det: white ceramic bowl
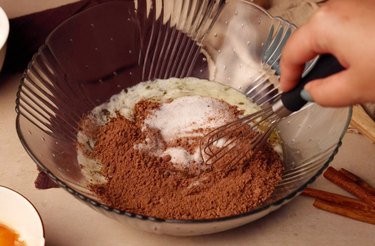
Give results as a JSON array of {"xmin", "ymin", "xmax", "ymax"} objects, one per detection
[
  {"xmin": 0, "ymin": 186, "xmax": 45, "ymax": 246},
  {"xmin": 0, "ymin": 7, "xmax": 9, "ymax": 72}
]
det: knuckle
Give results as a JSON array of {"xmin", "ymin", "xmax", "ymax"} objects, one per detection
[{"xmin": 311, "ymin": 5, "xmax": 332, "ymax": 23}]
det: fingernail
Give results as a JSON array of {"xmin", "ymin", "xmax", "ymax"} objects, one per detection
[{"xmin": 301, "ymin": 89, "xmax": 314, "ymax": 102}]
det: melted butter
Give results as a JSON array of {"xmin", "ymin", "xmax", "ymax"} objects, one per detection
[
  {"xmin": 0, "ymin": 224, "xmax": 25, "ymax": 246},
  {"xmin": 91, "ymin": 77, "xmax": 260, "ymax": 123}
]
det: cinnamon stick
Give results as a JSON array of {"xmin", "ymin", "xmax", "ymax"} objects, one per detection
[
  {"xmin": 302, "ymin": 188, "xmax": 375, "ymax": 212},
  {"xmin": 339, "ymin": 168, "xmax": 375, "ymax": 195},
  {"xmin": 323, "ymin": 167, "xmax": 375, "ymax": 207},
  {"xmin": 313, "ymin": 199, "xmax": 375, "ymax": 225}
]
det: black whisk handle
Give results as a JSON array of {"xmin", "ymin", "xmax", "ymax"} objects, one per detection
[{"xmin": 280, "ymin": 54, "xmax": 345, "ymax": 112}]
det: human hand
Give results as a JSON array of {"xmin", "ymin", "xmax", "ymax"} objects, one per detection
[{"xmin": 280, "ymin": 0, "xmax": 375, "ymax": 107}]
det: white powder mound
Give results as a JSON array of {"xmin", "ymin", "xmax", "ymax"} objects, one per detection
[
  {"xmin": 162, "ymin": 147, "xmax": 202, "ymax": 168},
  {"xmin": 140, "ymin": 95, "xmax": 240, "ymax": 168},
  {"xmin": 144, "ymin": 96, "xmax": 237, "ymax": 141}
]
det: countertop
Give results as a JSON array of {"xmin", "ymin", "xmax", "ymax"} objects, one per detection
[
  {"xmin": 1, "ymin": 73, "xmax": 375, "ymax": 246},
  {"xmin": 0, "ymin": 1, "xmax": 375, "ymax": 245}
]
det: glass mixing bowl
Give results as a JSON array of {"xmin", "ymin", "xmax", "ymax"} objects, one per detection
[{"xmin": 15, "ymin": 0, "xmax": 351, "ymax": 236}]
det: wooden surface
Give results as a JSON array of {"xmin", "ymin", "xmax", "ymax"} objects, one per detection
[{"xmin": 351, "ymin": 105, "xmax": 375, "ymax": 143}]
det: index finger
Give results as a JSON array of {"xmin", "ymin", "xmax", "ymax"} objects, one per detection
[{"xmin": 280, "ymin": 23, "xmax": 329, "ymax": 92}]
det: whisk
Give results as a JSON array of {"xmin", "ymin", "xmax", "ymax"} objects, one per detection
[{"xmin": 201, "ymin": 55, "xmax": 344, "ymax": 170}]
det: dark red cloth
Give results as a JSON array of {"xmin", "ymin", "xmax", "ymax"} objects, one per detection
[
  {"xmin": 6, "ymin": 0, "xmax": 129, "ymax": 188},
  {"xmin": 34, "ymin": 171, "xmax": 59, "ymax": 189},
  {"xmin": 3, "ymin": 0, "xmax": 124, "ymax": 73}
]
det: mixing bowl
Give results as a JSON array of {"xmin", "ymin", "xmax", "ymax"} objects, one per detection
[{"xmin": 15, "ymin": 0, "xmax": 351, "ymax": 236}]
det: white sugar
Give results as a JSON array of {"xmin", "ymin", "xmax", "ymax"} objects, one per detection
[
  {"xmin": 144, "ymin": 96, "xmax": 237, "ymax": 141},
  {"xmin": 142, "ymin": 95, "xmax": 240, "ymax": 168},
  {"xmin": 162, "ymin": 147, "xmax": 202, "ymax": 168}
]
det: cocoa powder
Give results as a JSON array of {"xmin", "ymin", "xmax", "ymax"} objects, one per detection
[{"xmin": 79, "ymin": 99, "xmax": 283, "ymax": 220}]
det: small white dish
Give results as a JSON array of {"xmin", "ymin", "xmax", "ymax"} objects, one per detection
[
  {"xmin": 0, "ymin": 7, "xmax": 9, "ymax": 72},
  {"xmin": 0, "ymin": 186, "xmax": 45, "ymax": 246}
]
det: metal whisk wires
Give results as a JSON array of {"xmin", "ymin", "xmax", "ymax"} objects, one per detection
[
  {"xmin": 200, "ymin": 55, "xmax": 345, "ymax": 171},
  {"xmin": 200, "ymin": 105, "xmax": 281, "ymax": 170}
]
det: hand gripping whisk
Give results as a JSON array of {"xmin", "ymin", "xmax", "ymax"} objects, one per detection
[{"xmin": 200, "ymin": 55, "xmax": 344, "ymax": 170}]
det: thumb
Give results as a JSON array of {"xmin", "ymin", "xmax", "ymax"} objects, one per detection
[{"xmin": 304, "ymin": 70, "xmax": 359, "ymax": 107}]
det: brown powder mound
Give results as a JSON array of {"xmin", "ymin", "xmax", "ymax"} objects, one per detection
[{"xmin": 79, "ymin": 99, "xmax": 283, "ymax": 220}]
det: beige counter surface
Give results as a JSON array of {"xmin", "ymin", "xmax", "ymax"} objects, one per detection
[
  {"xmin": 1, "ymin": 72, "xmax": 375, "ymax": 246},
  {"xmin": 0, "ymin": 1, "xmax": 374, "ymax": 244}
]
